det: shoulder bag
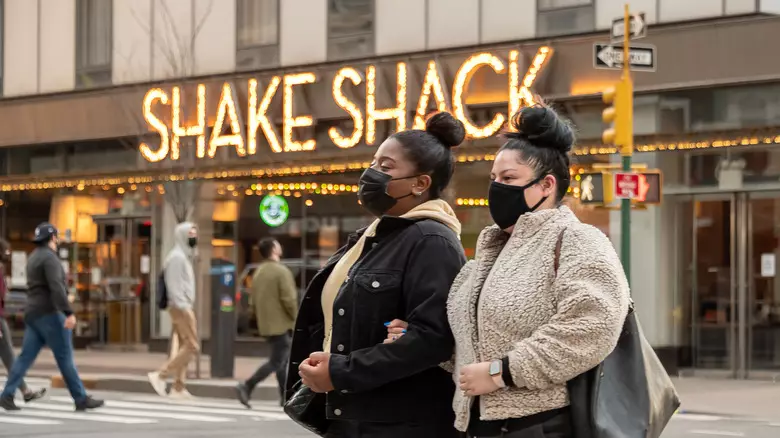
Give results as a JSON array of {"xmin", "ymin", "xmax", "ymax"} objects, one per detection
[{"xmin": 553, "ymin": 230, "xmax": 680, "ymax": 438}]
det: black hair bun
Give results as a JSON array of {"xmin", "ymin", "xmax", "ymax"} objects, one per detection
[
  {"xmin": 509, "ymin": 106, "xmax": 574, "ymax": 153},
  {"xmin": 425, "ymin": 111, "xmax": 466, "ymax": 149}
]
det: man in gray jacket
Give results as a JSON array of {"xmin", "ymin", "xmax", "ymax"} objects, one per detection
[
  {"xmin": 0, "ymin": 223, "xmax": 103, "ymax": 411},
  {"xmin": 148, "ymin": 222, "xmax": 199, "ymax": 399}
]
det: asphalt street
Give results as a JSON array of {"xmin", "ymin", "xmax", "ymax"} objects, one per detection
[{"xmin": 0, "ymin": 379, "xmax": 777, "ymax": 437}]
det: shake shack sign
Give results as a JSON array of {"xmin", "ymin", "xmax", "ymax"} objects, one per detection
[{"xmin": 139, "ymin": 47, "xmax": 553, "ymax": 163}]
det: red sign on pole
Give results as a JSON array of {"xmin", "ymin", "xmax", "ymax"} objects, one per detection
[{"xmin": 614, "ymin": 172, "xmax": 640, "ymax": 199}]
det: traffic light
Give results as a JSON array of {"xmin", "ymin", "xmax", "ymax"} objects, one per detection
[{"xmin": 602, "ymin": 76, "xmax": 633, "ymax": 155}]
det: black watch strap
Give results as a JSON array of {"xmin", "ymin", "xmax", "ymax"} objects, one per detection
[{"xmin": 501, "ymin": 356, "xmax": 515, "ymax": 387}]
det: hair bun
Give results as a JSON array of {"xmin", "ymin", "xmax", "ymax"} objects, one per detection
[
  {"xmin": 425, "ymin": 111, "xmax": 466, "ymax": 149},
  {"xmin": 509, "ymin": 106, "xmax": 574, "ymax": 153}
]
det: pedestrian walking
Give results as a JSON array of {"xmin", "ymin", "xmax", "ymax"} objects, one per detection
[
  {"xmin": 0, "ymin": 223, "xmax": 103, "ymax": 411},
  {"xmin": 148, "ymin": 222, "xmax": 200, "ymax": 399},
  {"xmin": 0, "ymin": 239, "xmax": 47, "ymax": 405},
  {"xmin": 236, "ymin": 238, "xmax": 297, "ymax": 408},
  {"xmin": 287, "ymin": 112, "xmax": 467, "ymax": 438},
  {"xmin": 385, "ymin": 106, "xmax": 631, "ymax": 437}
]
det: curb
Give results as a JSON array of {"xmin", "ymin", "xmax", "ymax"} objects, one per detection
[{"xmin": 48, "ymin": 375, "xmax": 280, "ymax": 402}]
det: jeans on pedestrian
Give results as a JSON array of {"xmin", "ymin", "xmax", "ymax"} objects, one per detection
[
  {"xmin": 1, "ymin": 313, "xmax": 87, "ymax": 403},
  {"xmin": 0, "ymin": 318, "xmax": 29, "ymax": 394},
  {"xmin": 245, "ymin": 332, "xmax": 292, "ymax": 400}
]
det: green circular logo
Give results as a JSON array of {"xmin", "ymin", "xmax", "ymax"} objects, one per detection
[{"xmin": 259, "ymin": 195, "xmax": 289, "ymax": 227}]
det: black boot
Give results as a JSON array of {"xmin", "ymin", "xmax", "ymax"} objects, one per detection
[
  {"xmin": 0, "ymin": 395, "xmax": 19, "ymax": 411},
  {"xmin": 75, "ymin": 396, "xmax": 104, "ymax": 411},
  {"xmin": 23, "ymin": 388, "xmax": 47, "ymax": 403},
  {"xmin": 235, "ymin": 383, "xmax": 251, "ymax": 409}
]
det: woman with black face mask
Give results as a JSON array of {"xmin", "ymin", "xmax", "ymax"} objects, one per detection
[
  {"xmin": 386, "ymin": 106, "xmax": 631, "ymax": 438},
  {"xmin": 286, "ymin": 112, "xmax": 467, "ymax": 438}
]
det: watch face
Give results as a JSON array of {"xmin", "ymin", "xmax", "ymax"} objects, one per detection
[{"xmin": 489, "ymin": 360, "xmax": 501, "ymax": 376}]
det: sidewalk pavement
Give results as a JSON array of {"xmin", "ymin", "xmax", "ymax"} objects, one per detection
[
  {"xmin": 672, "ymin": 376, "xmax": 780, "ymax": 421},
  {"xmin": 3, "ymin": 349, "xmax": 780, "ymax": 420},
  {"xmin": 4, "ymin": 348, "xmax": 280, "ymax": 401}
]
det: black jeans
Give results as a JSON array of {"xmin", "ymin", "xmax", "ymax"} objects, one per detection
[
  {"xmin": 0, "ymin": 318, "xmax": 29, "ymax": 394},
  {"xmin": 468, "ymin": 409, "xmax": 572, "ymax": 438},
  {"xmin": 245, "ymin": 332, "xmax": 292, "ymax": 401}
]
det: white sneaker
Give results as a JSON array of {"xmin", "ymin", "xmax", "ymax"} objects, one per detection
[
  {"xmin": 168, "ymin": 389, "xmax": 195, "ymax": 400},
  {"xmin": 147, "ymin": 372, "xmax": 167, "ymax": 397}
]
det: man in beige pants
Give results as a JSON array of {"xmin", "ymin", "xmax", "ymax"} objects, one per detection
[{"xmin": 148, "ymin": 222, "xmax": 200, "ymax": 399}]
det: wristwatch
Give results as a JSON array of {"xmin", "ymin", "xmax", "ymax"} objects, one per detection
[{"xmin": 489, "ymin": 360, "xmax": 506, "ymax": 389}]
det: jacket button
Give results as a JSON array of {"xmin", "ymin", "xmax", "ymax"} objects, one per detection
[
  {"xmin": 341, "ymin": 389, "xmax": 348, "ymax": 394},
  {"xmin": 372, "ymin": 243, "xmax": 378, "ymax": 248},
  {"xmin": 338, "ymin": 308, "xmax": 345, "ymax": 316},
  {"xmin": 371, "ymin": 281, "xmax": 380, "ymax": 288},
  {"xmin": 337, "ymin": 344, "xmax": 345, "ymax": 352},
  {"xmin": 334, "ymin": 409, "xmax": 342, "ymax": 416}
]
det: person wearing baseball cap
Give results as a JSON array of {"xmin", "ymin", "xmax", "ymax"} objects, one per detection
[{"xmin": 0, "ymin": 222, "xmax": 103, "ymax": 411}]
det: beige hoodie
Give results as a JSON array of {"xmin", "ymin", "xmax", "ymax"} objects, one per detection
[{"xmin": 322, "ymin": 199, "xmax": 460, "ymax": 351}]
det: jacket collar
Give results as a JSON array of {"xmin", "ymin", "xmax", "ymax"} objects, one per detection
[
  {"xmin": 476, "ymin": 205, "xmax": 577, "ymax": 259},
  {"xmin": 350, "ymin": 216, "xmax": 418, "ymax": 241}
]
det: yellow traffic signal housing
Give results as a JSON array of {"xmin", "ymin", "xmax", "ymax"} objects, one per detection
[{"xmin": 602, "ymin": 76, "xmax": 633, "ymax": 155}]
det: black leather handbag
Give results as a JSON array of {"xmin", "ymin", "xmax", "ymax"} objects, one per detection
[
  {"xmin": 554, "ymin": 231, "xmax": 680, "ymax": 438},
  {"xmin": 283, "ymin": 380, "xmax": 330, "ymax": 436}
]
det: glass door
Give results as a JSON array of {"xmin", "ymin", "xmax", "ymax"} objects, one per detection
[
  {"xmin": 681, "ymin": 191, "xmax": 780, "ymax": 378},
  {"xmin": 682, "ymin": 194, "xmax": 738, "ymax": 374},
  {"xmin": 745, "ymin": 193, "xmax": 780, "ymax": 374}
]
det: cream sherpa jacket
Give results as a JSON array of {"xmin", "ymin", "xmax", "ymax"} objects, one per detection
[{"xmin": 447, "ymin": 206, "xmax": 630, "ymax": 432}]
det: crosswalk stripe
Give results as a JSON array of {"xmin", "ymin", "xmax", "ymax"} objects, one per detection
[
  {"xmin": 0, "ymin": 415, "xmax": 62, "ymax": 425},
  {"xmin": 24, "ymin": 402, "xmax": 234, "ymax": 423},
  {"xmin": 4, "ymin": 410, "xmax": 155, "ymax": 424},
  {"xmin": 122, "ymin": 394, "xmax": 283, "ymax": 413},
  {"xmin": 47, "ymin": 396, "xmax": 289, "ymax": 420}
]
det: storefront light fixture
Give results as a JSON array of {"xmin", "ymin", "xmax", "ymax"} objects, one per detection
[{"xmin": 6, "ymin": 132, "xmax": 780, "ymax": 193}]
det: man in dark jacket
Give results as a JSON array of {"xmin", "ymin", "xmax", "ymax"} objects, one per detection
[
  {"xmin": 0, "ymin": 223, "xmax": 103, "ymax": 411},
  {"xmin": 0, "ymin": 239, "xmax": 46, "ymax": 404}
]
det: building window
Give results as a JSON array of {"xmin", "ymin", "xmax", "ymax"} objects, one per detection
[
  {"xmin": 537, "ymin": 0, "xmax": 594, "ymax": 37},
  {"xmin": 76, "ymin": 0, "xmax": 112, "ymax": 88},
  {"xmin": 327, "ymin": 0, "xmax": 374, "ymax": 60},
  {"xmin": 236, "ymin": 0, "xmax": 279, "ymax": 70}
]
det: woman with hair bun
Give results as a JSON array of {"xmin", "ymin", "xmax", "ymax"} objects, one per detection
[
  {"xmin": 387, "ymin": 105, "xmax": 630, "ymax": 437},
  {"xmin": 288, "ymin": 112, "xmax": 467, "ymax": 437}
]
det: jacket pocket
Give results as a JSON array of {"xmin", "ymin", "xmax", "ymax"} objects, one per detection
[{"xmin": 353, "ymin": 270, "xmax": 402, "ymax": 294}]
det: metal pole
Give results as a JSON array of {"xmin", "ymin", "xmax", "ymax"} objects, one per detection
[
  {"xmin": 620, "ymin": 3, "xmax": 633, "ymax": 285},
  {"xmin": 300, "ymin": 194, "xmax": 307, "ymax": 292}
]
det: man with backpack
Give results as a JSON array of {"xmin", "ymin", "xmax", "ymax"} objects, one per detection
[{"xmin": 148, "ymin": 222, "xmax": 199, "ymax": 399}]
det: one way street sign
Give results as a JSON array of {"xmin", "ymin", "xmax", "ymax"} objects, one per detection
[
  {"xmin": 593, "ymin": 44, "xmax": 656, "ymax": 72},
  {"xmin": 611, "ymin": 12, "xmax": 646, "ymax": 41}
]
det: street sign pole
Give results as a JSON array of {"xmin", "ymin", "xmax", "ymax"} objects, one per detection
[{"xmin": 620, "ymin": 3, "xmax": 633, "ymax": 285}]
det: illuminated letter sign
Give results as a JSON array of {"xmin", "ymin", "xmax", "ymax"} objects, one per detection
[
  {"xmin": 283, "ymin": 73, "xmax": 318, "ymax": 152},
  {"xmin": 138, "ymin": 47, "xmax": 553, "ymax": 162},
  {"xmin": 248, "ymin": 77, "xmax": 282, "ymax": 154},
  {"xmin": 139, "ymin": 88, "xmax": 170, "ymax": 163},
  {"xmin": 413, "ymin": 60, "xmax": 450, "ymax": 130},
  {"xmin": 453, "ymin": 53, "xmax": 507, "ymax": 139},
  {"xmin": 330, "ymin": 68, "xmax": 365, "ymax": 149},
  {"xmin": 171, "ymin": 84, "xmax": 206, "ymax": 160},
  {"xmin": 209, "ymin": 82, "xmax": 245, "ymax": 158},
  {"xmin": 366, "ymin": 62, "xmax": 407, "ymax": 145}
]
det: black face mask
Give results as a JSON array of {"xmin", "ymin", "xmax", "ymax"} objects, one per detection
[
  {"xmin": 188, "ymin": 237, "xmax": 198, "ymax": 248},
  {"xmin": 488, "ymin": 177, "xmax": 548, "ymax": 230},
  {"xmin": 358, "ymin": 168, "xmax": 418, "ymax": 217}
]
